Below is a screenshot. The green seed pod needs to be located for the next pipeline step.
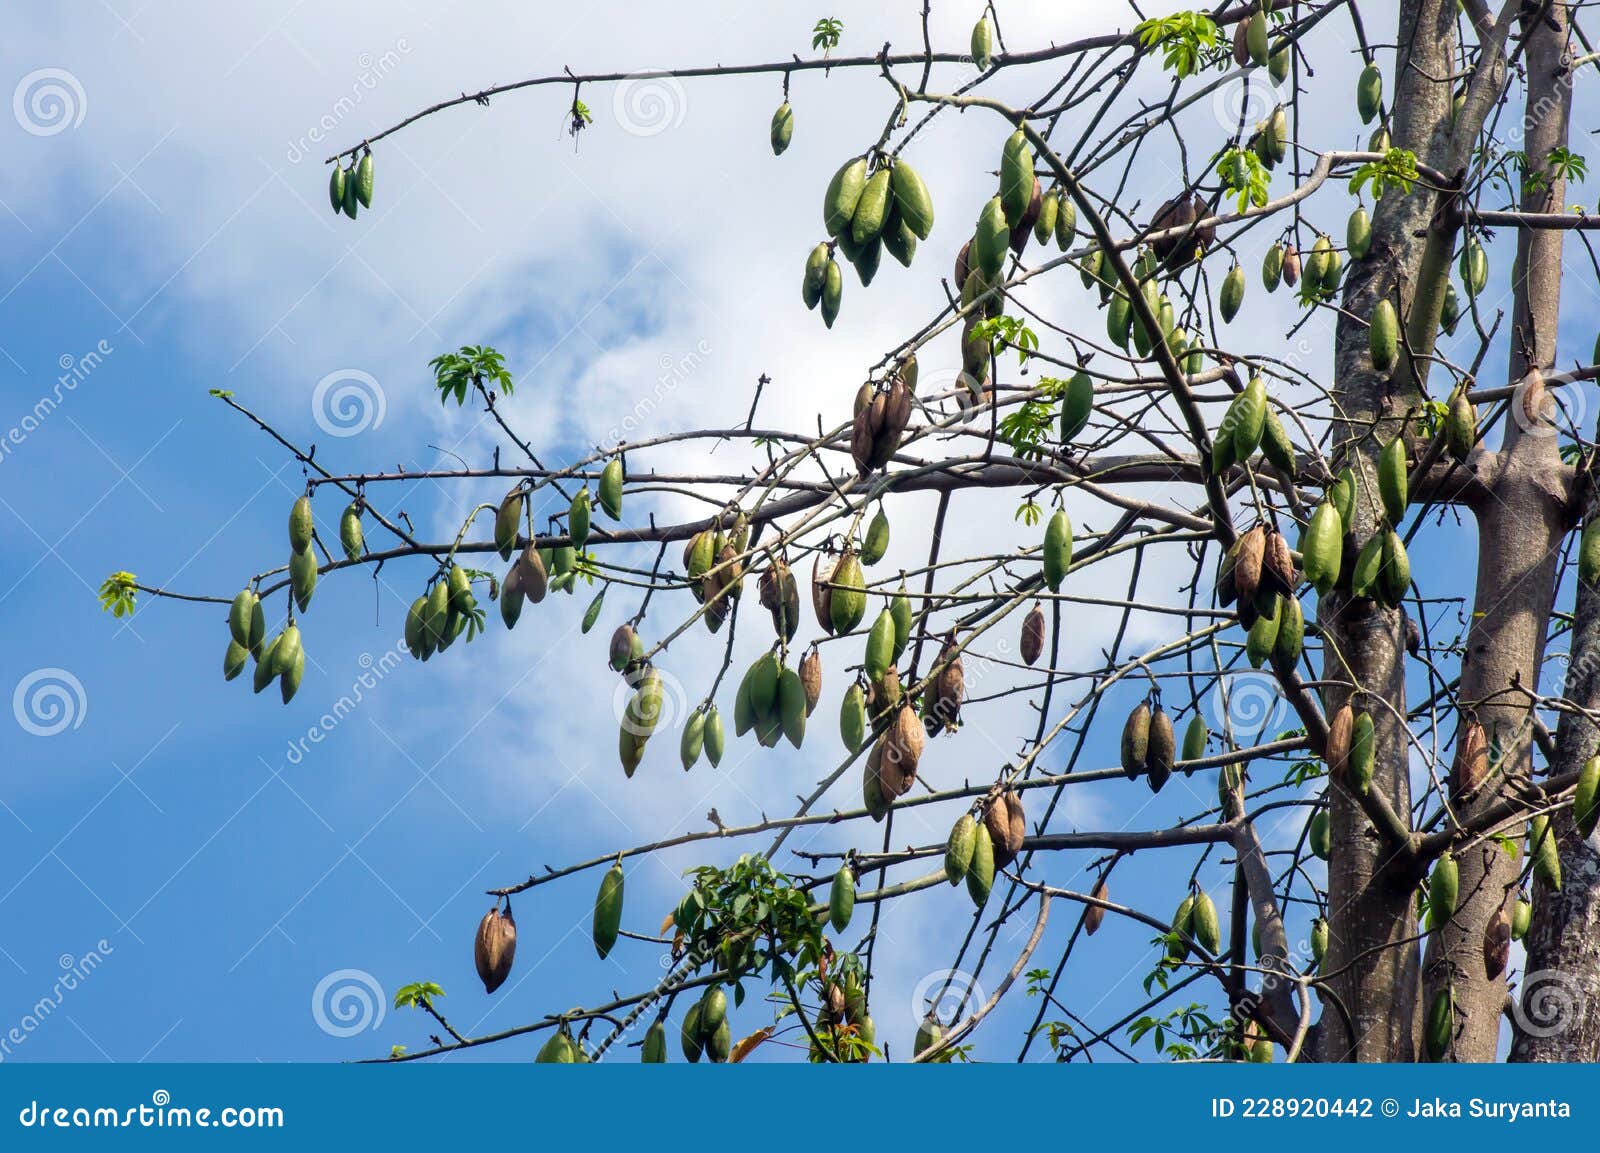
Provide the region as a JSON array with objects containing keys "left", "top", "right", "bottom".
[
  {"left": 680, "top": 708, "right": 706, "bottom": 771},
  {"left": 1191, "top": 891, "right": 1221, "bottom": 954},
  {"left": 536, "top": 1030, "right": 576, "bottom": 1063},
  {"left": 820, "top": 257, "right": 843, "bottom": 328},
  {"left": 1357, "top": 64, "right": 1383, "bottom": 124},
  {"left": 1347, "top": 206, "right": 1372, "bottom": 261},
  {"left": 970, "top": 15, "right": 993, "bottom": 71},
  {"left": 290, "top": 545, "right": 318, "bottom": 612},
  {"left": 289, "top": 495, "right": 313, "bottom": 553},
  {"left": 1425, "top": 986, "right": 1453, "bottom": 1061},
  {"left": 568, "top": 489, "right": 592, "bottom": 550},
  {"left": 1530, "top": 814, "right": 1562, "bottom": 891},
  {"left": 228, "top": 589, "right": 259, "bottom": 649},
  {"left": 865, "top": 610, "right": 896, "bottom": 682},
  {"left": 598, "top": 458, "right": 624, "bottom": 521},
  {"left": 1579, "top": 521, "right": 1600, "bottom": 587},
  {"left": 1273, "top": 595, "right": 1304, "bottom": 667},
  {"left": 778, "top": 665, "right": 807, "bottom": 749},
  {"left": 1055, "top": 190, "right": 1076, "bottom": 249},
  {"left": 280, "top": 647, "right": 305, "bottom": 703},
  {"left": 861, "top": 507, "right": 890, "bottom": 565},
  {"left": 965, "top": 820, "right": 995, "bottom": 907},
  {"left": 1379, "top": 435, "right": 1409, "bottom": 524},
  {"left": 1182, "top": 712, "right": 1208, "bottom": 763},
  {"left": 1511, "top": 896, "right": 1532, "bottom": 941},
  {"left": 1033, "top": 186, "right": 1059, "bottom": 246},
  {"left": 1245, "top": 11, "right": 1269, "bottom": 66},
  {"left": 1262, "top": 244, "right": 1284, "bottom": 292},
  {"left": 1168, "top": 895, "right": 1195, "bottom": 962},
  {"left": 770, "top": 101, "right": 793, "bottom": 155},
  {"left": 1575, "top": 754, "right": 1600, "bottom": 839},
  {"left": 1369, "top": 298, "right": 1399, "bottom": 371},
  {"left": 890, "top": 159, "right": 934, "bottom": 240},
  {"left": 1459, "top": 237, "right": 1488, "bottom": 296},
  {"left": 889, "top": 584, "right": 913, "bottom": 660},
  {"left": 354, "top": 152, "right": 374, "bottom": 209},
  {"left": 223, "top": 638, "right": 249, "bottom": 682},
  {"left": 828, "top": 551, "right": 868, "bottom": 634},
  {"left": 1042, "top": 509, "right": 1072, "bottom": 591},
  {"left": 1220, "top": 264, "right": 1246, "bottom": 323},
  {"left": 253, "top": 635, "right": 281, "bottom": 693},
  {"left": 1309, "top": 810, "right": 1331, "bottom": 859},
  {"left": 342, "top": 164, "right": 360, "bottom": 218},
  {"left": 823, "top": 156, "right": 869, "bottom": 237},
  {"left": 1059, "top": 370, "right": 1094, "bottom": 442},
  {"left": 1348, "top": 709, "right": 1375, "bottom": 794},
  {"left": 1430, "top": 850, "right": 1459, "bottom": 927},
  {"left": 592, "top": 862, "right": 625, "bottom": 959},
  {"left": 973, "top": 195, "right": 1009, "bottom": 279},
  {"left": 680, "top": 1003, "right": 704, "bottom": 1063},
  {"left": 829, "top": 865, "right": 855, "bottom": 932},
  {"left": 1246, "top": 598, "right": 1280, "bottom": 668},
  {"left": 840, "top": 683, "right": 867, "bottom": 753},
  {"left": 1311, "top": 917, "right": 1329, "bottom": 966},
  {"left": 328, "top": 163, "right": 346, "bottom": 214},
  {"left": 703, "top": 705, "right": 725, "bottom": 767},
  {"left": 642, "top": 1020, "right": 667, "bottom": 1063},
  {"left": 945, "top": 813, "right": 977, "bottom": 885},
  {"left": 850, "top": 166, "right": 892, "bottom": 247}
]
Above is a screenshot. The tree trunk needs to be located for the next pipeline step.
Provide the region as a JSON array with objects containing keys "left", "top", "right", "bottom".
[
  {"left": 1314, "top": 0, "right": 1459, "bottom": 1062},
  {"left": 1422, "top": 1, "right": 1572, "bottom": 1063}
]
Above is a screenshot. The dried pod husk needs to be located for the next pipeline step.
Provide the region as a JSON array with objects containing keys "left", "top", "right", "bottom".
[
  {"left": 875, "top": 704, "right": 924, "bottom": 798},
  {"left": 1020, "top": 603, "right": 1046, "bottom": 666},
  {"left": 759, "top": 558, "right": 802, "bottom": 642},
  {"left": 1325, "top": 703, "right": 1354, "bottom": 781},
  {"left": 1085, "top": 876, "right": 1109, "bottom": 935},
  {"left": 1146, "top": 705, "right": 1176, "bottom": 793},
  {"left": 1261, "top": 529, "right": 1298, "bottom": 597},
  {"left": 798, "top": 648, "right": 823, "bottom": 717},
  {"left": 1232, "top": 525, "right": 1266, "bottom": 607},
  {"left": 812, "top": 554, "right": 837, "bottom": 635},
  {"left": 865, "top": 378, "right": 912, "bottom": 470},
  {"left": 1214, "top": 539, "right": 1240, "bottom": 607},
  {"left": 1121, "top": 701, "right": 1151, "bottom": 778},
  {"left": 1483, "top": 902, "right": 1512, "bottom": 980},
  {"left": 850, "top": 401, "right": 877, "bottom": 476},
  {"left": 867, "top": 664, "right": 902, "bottom": 723},
  {"left": 928, "top": 634, "right": 965, "bottom": 733},
  {"left": 1451, "top": 717, "right": 1488, "bottom": 803},
  {"left": 1281, "top": 246, "right": 1301, "bottom": 287},
  {"left": 474, "top": 903, "right": 517, "bottom": 993},
  {"left": 1150, "top": 193, "right": 1213, "bottom": 268},
  {"left": 981, "top": 789, "right": 1026, "bottom": 869},
  {"left": 609, "top": 624, "right": 639, "bottom": 672}
]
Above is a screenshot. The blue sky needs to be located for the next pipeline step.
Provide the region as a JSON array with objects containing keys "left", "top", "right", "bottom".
[{"left": 0, "top": 2, "right": 1594, "bottom": 1064}]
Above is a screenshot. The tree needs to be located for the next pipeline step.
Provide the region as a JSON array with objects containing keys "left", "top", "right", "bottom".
[{"left": 108, "top": 1, "right": 1600, "bottom": 1062}]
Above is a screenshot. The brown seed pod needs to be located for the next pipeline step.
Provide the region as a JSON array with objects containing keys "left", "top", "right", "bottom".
[
  {"left": 812, "top": 554, "right": 836, "bottom": 635},
  {"left": 1451, "top": 716, "right": 1488, "bottom": 802},
  {"left": 759, "top": 557, "right": 802, "bottom": 641},
  {"left": 474, "top": 903, "right": 517, "bottom": 994},
  {"left": 929, "top": 633, "right": 965, "bottom": 733},
  {"left": 1231, "top": 18, "right": 1251, "bottom": 67},
  {"left": 1326, "top": 702, "right": 1354, "bottom": 780},
  {"left": 517, "top": 543, "right": 548, "bottom": 604},
  {"left": 1009, "top": 177, "right": 1043, "bottom": 253},
  {"left": 1085, "top": 876, "right": 1109, "bottom": 935},
  {"left": 1121, "top": 701, "right": 1151, "bottom": 777},
  {"left": 1281, "top": 247, "right": 1301, "bottom": 286},
  {"left": 1262, "top": 529, "right": 1298, "bottom": 597},
  {"left": 1020, "top": 603, "right": 1046, "bottom": 666},
  {"left": 851, "top": 403, "right": 877, "bottom": 477},
  {"left": 798, "top": 648, "right": 823, "bottom": 717},
  {"left": 984, "top": 789, "right": 1027, "bottom": 869},
  {"left": 875, "top": 704, "right": 924, "bottom": 798},
  {"left": 1404, "top": 612, "right": 1421, "bottom": 657},
  {"left": 1214, "top": 540, "right": 1240, "bottom": 608},
  {"left": 1483, "top": 902, "right": 1511, "bottom": 980},
  {"left": 953, "top": 238, "right": 972, "bottom": 289},
  {"left": 865, "top": 378, "right": 912, "bottom": 470},
  {"left": 868, "top": 664, "right": 902, "bottom": 721},
  {"left": 1150, "top": 193, "right": 1214, "bottom": 268},
  {"left": 1146, "top": 705, "right": 1176, "bottom": 793},
  {"left": 1232, "top": 525, "right": 1266, "bottom": 607}
]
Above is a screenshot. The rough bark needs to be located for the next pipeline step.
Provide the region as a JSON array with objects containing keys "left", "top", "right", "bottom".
[
  {"left": 1314, "top": 0, "right": 1459, "bottom": 1063},
  {"left": 1422, "top": 1, "right": 1573, "bottom": 1063}
]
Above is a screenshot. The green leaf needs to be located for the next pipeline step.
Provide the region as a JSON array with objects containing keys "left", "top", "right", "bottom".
[
  {"left": 393, "top": 980, "right": 446, "bottom": 1010},
  {"left": 98, "top": 571, "right": 138, "bottom": 618}
]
